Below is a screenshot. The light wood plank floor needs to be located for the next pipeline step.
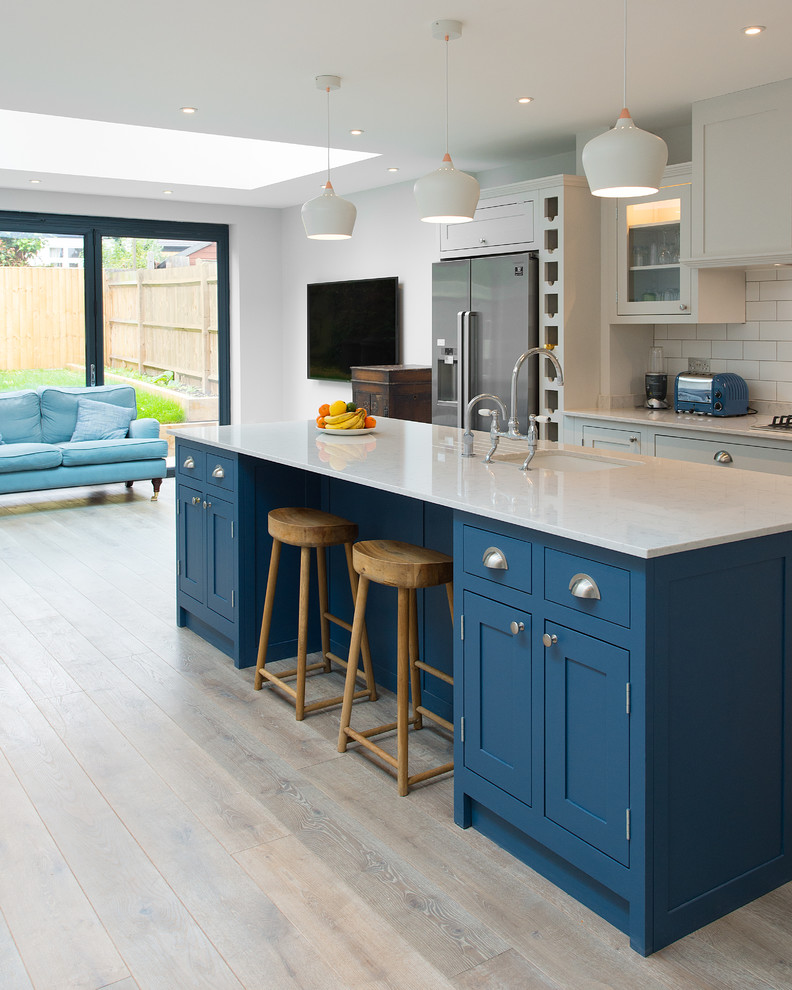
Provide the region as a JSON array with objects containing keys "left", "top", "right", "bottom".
[{"left": 1, "top": 480, "right": 791, "bottom": 990}]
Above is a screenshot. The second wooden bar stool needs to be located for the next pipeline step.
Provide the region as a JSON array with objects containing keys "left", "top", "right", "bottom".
[
  {"left": 254, "top": 507, "right": 377, "bottom": 720},
  {"left": 338, "top": 539, "right": 454, "bottom": 796}
]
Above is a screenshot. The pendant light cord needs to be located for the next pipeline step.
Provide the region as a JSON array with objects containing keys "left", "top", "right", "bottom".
[
  {"left": 325, "top": 85, "right": 331, "bottom": 183},
  {"left": 622, "top": 0, "right": 627, "bottom": 108},
  {"left": 444, "top": 34, "right": 450, "bottom": 156}
]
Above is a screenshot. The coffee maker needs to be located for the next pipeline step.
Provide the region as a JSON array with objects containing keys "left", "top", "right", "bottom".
[{"left": 644, "top": 346, "right": 668, "bottom": 408}]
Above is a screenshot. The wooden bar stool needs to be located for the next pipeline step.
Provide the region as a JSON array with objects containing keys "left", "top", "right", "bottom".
[
  {"left": 337, "top": 539, "right": 454, "bottom": 796},
  {"left": 254, "top": 507, "right": 377, "bottom": 720}
]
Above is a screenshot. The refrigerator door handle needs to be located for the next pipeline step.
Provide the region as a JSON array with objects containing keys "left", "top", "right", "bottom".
[{"left": 456, "top": 311, "right": 466, "bottom": 428}]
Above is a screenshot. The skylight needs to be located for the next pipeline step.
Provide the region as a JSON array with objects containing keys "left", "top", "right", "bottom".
[{"left": 0, "top": 109, "right": 379, "bottom": 189}]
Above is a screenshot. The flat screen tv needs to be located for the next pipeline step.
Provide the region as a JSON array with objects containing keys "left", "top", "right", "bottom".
[{"left": 307, "top": 276, "right": 399, "bottom": 382}]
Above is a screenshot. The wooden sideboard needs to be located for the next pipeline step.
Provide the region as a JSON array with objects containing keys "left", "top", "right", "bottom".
[{"left": 351, "top": 365, "right": 431, "bottom": 423}]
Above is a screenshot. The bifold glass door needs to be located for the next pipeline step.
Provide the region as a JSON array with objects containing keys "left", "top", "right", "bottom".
[{"left": 0, "top": 228, "right": 87, "bottom": 394}]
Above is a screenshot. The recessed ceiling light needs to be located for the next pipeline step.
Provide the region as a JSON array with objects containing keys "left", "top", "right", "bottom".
[
  {"left": 387, "top": 167, "right": 400, "bottom": 172},
  {"left": 179, "top": 106, "right": 197, "bottom": 114},
  {"left": 743, "top": 25, "right": 765, "bottom": 35},
  {"left": 28, "top": 178, "right": 42, "bottom": 184},
  {"left": 516, "top": 96, "right": 534, "bottom": 104},
  {"left": 349, "top": 129, "right": 363, "bottom": 136},
  {"left": 162, "top": 189, "right": 173, "bottom": 195}
]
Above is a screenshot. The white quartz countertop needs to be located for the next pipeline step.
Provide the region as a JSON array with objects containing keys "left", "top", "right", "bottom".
[
  {"left": 565, "top": 406, "right": 792, "bottom": 441},
  {"left": 172, "top": 418, "right": 792, "bottom": 559}
]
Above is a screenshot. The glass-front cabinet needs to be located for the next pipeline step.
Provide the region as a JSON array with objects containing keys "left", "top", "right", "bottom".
[{"left": 616, "top": 182, "right": 692, "bottom": 318}]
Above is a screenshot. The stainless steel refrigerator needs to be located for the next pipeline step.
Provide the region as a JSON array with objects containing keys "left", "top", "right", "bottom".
[{"left": 431, "top": 253, "right": 539, "bottom": 428}]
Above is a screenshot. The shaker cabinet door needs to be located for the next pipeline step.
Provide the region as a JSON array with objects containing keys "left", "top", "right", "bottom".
[
  {"left": 206, "top": 495, "right": 236, "bottom": 621},
  {"left": 178, "top": 483, "right": 206, "bottom": 605},
  {"left": 544, "top": 622, "right": 630, "bottom": 865},
  {"left": 463, "top": 592, "right": 534, "bottom": 807}
]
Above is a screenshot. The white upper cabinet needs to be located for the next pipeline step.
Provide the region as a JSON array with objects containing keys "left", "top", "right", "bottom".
[
  {"left": 604, "top": 164, "right": 745, "bottom": 324},
  {"left": 439, "top": 190, "right": 538, "bottom": 257},
  {"left": 691, "top": 77, "right": 792, "bottom": 267}
]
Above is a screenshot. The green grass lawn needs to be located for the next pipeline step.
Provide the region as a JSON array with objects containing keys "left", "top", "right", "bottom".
[{"left": 0, "top": 368, "right": 186, "bottom": 423}]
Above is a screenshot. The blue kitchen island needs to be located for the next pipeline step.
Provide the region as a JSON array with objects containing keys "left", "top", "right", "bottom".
[{"left": 172, "top": 417, "right": 792, "bottom": 955}]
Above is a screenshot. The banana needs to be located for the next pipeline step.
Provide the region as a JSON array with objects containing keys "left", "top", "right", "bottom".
[
  {"left": 324, "top": 410, "right": 358, "bottom": 426},
  {"left": 327, "top": 412, "right": 364, "bottom": 431}
]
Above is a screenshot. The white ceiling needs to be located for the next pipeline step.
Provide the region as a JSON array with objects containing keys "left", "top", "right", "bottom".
[{"left": 2, "top": 0, "right": 791, "bottom": 209}]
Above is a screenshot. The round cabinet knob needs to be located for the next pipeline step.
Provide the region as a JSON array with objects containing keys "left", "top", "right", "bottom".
[
  {"left": 183, "top": 456, "right": 195, "bottom": 469},
  {"left": 510, "top": 621, "right": 525, "bottom": 635},
  {"left": 629, "top": 435, "right": 639, "bottom": 443},
  {"left": 542, "top": 632, "right": 558, "bottom": 647},
  {"left": 203, "top": 501, "right": 212, "bottom": 510},
  {"left": 482, "top": 546, "right": 508, "bottom": 570},
  {"left": 568, "top": 573, "right": 601, "bottom": 600},
  {"left": 479, "top": 238, "right": 487, "bottom": 244},
  {"left": 192, "top": 496, "right": 201, "bottom": 505},
  {"left": 679, "top": 304, "right": 688, "bottom": 311},
  {"left": 714, "top": 450, "right": 733, "bottom": 464},
  {"left": 211, "top": 465, "right": 225, "bottom": 479}
]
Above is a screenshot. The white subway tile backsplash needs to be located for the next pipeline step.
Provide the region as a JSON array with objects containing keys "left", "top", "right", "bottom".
[
  {"left": 760, "top": 320, "right": 792, "bottom": 340},
  {"left": 760, "top": 361, "right": 792, "bottom": 382},
  {"left": 682, "top": 340, "right": 712, "bottom": 358},
  {"left": 699, "top": 323, "right": 727, "bottom": 339},
  {"left": 745, "top": 379, "right": 777, "bottom": 401},
  {"left": 776, "top": 382, "right": 792, "bottom": 402},
  {"left": 746, "top": 300, "right": 778, "bottom": 321},
  {"left": 668, "top": 324, "right": 698, "bottom": 340},
  {"left": 654, "top": 325, "right": 668, "bottom": 339},
  {"left": 659, "top": 339, "right": 682, "bottom": 358},
  {"left": 777, "top": 267, "right": 792, "bottom": 281},
  {"left": 778, "top": 301, "right": 792, "bottom": 320},
  {"left": 760, "top": 280, "right": 792, "bottom": 300},
  {"left": 746, "top": 268, "right": 779, "bottom": 281},
  {"left": 723, "top": 359, "right": 760, "bottom": 378},
  {"left": 711, "top": 340, "right": 743, "bottom": 359},
  {"left": 743, "top": 340, "right": 777, "bottom": 361},
  {"left": 776, "top": 341, "right": 792, "bottom": 361},
  {"left": 745, "top": 281, "right": 760, "bottom": 301},
  {"left": 666, "top": 358, "right": 688, "bottom": 377},
  {"left": 729, "top": 321, "right": 759, "bottom": 339}
]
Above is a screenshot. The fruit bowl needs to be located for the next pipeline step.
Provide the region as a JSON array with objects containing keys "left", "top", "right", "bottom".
[{"left": 316, "top": 426, "right": 376, "bottom": 436}]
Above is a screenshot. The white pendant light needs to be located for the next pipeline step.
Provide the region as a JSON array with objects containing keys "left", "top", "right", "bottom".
[
  {"left": 582, "top": 0, "right": 668, "bottom": 198},
  {"left": 302, "top": 75, "right": 357, "bottom": 240},
  {"left": 414, "top": 19, "right": 480, "bottom": 224}
]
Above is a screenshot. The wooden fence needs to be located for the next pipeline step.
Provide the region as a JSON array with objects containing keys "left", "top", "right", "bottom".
[
  {"left": 0, "top": 263, "right": 218, "bottom": 394},
  {"left": 0, "top": 267, "right": 85, "bottom": 371}
]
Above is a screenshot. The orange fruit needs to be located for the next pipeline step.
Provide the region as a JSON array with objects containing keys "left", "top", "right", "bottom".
[
  {"left": 318, "top": 403, "right": 330, "bottom": 417},
  {"left": 316, "top": 416, "right": 325, "bottom": 428},
  {"left": 364, "top": 416, "right": 376, "bottom": 428}
]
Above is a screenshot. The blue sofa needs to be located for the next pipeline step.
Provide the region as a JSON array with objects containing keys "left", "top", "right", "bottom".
[{"left": 0, "top": 384, "right": 168, "bottom": 499}]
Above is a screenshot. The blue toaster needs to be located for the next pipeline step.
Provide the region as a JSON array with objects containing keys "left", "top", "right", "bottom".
[{"left": 674, "top": 373, "right": 749, "bottom": 416}]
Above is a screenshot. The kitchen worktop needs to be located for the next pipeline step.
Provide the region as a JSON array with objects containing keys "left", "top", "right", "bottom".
[
  {"left": 565, "top": 405, "right": 792, "bottom": 440},
  {"left": 174, "top": 418, "right": 792, "bottom": 559}
]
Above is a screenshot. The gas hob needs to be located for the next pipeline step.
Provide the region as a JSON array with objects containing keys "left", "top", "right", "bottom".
[{"left": 751, "top": 415, "right": 792, "bottom": 431}]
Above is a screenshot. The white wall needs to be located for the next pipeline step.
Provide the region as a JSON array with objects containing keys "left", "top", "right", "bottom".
[
  {"left": 0, "top": 188, "right": 282, "bottom": 424},
  {"left": 280, "top": 179, "right": 439, "bottom": 418},
  {"left": 654, "top": 267, "right": 792, "bottom": 407}
]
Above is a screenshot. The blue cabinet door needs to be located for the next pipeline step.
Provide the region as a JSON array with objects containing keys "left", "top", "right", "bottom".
[
  {"left": 463, "top": 591, "right": 534, "bottom": 806},
  {"left": 206, "top": 494, "right": 236, "bottom": 622},
  {"left": 544, "top": 622, "right": 630, "bottom": 866},
  {"left": 178, "top": 483, "right": 206, "bottom": 605}
]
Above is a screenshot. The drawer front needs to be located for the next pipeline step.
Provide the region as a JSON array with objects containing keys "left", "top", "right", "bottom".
[
  {"left": 581, "top": 424, "right": 642, "bottom": 453},
  {"left": 354, "top": 388, "right": 386, "bottom": 417},
  {"left": 441, "top": 197, "right": 535, "bottom": 254},
  {"left": 544, "top": 549, "right": 630, "bottom": 628},
  {"left": 655, "top": 433, "right": 792, "bottom": 476},
  {"left": 177, "top": 443, "right": 205, "bottom": 483},
  {"left": 205, "top": 452, "right": 236, "bottom": 493},
  {"left": 463, "top": 524, "right": 532, "bottom": 594}
]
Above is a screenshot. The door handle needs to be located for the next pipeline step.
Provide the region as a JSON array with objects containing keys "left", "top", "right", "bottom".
[
  {"left": 569, "top": 573, "right": 601, "bottom": 600},
  {"left": 183, "top": 456, "right": 195, "bottom": 469},
  {"left": 482, "top": 546, "right": 508, "bottom": 570},
  {"left": 212, "top": 465, "right": 225, "bottom": 478},
  {"left": 714, "top": 450, "right": 733, "bottom": 464}
]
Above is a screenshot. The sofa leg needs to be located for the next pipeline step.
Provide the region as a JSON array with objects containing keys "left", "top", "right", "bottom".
[
  {"left": 151, "top": 478, "right": 162, "bottom": 501},
  {"left": 125, "top": 481, "right": 134, "bottom": 490}
]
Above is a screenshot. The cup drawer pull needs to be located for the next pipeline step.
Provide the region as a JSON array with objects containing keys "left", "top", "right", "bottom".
[
  {"left": 482, "top": 546, "right": 508, "bottom": 570},
  {"left": 569, "top": 572, "right": 601, "bottom": 600},
  {"left": 714, "top": 450, "right": 733, "bottom": 464},
  {"left": 212, "top": 465, "right": 225, "bottom": 479},
  {"left": 183, "top": 456, "right": 195, "bottom": 469}
]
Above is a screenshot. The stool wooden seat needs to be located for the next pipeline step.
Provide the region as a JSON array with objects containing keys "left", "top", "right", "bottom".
[
  {"left": 338, "top": 539, "right": 454, "bottom": 796},
  {"left": 254, "top": 507, "right": 377, "bottom": 720}
]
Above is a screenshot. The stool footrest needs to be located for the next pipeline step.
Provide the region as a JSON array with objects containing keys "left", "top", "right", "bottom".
[
  {"left": 343, "top": 728, "right": 399, "bottom": 770},
  {"left": 259, "top": 671, "right": 298, "bottom": 699},
  {"left": 260, "top": 661, "right": 327, "bottom": 684},
  {"left": 303, "top": 689, "right": 370, "bottom": 714},
  {"left": 413, "top": 659, "right": 453, "bottom": 686},
  {"left": 408, "top": 762, "right": 454, "bottom": 787},
  {"left": 323, "top": 611, "right": 353, "bottom": 634},
  {"left": 415, "top": 706, "right": 453, "bottom": 733}
]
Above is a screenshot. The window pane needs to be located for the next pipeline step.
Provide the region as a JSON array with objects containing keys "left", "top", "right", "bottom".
[
  {"left": 101, "top": 236, "right": 220, "bottom": 450},
  {"left": 0, "top": 229, "right": 87, "bottom": 394}
]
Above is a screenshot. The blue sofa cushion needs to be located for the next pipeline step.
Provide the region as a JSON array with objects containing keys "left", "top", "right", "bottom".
[
  {"left": 0, "top": 442, "right": 62, "bottom": 473},
  {"left": 39, "top": 385, "right": 137, "bottom": 443},
  {"left": 59, "top": 438, "right": 168, "bottom": 467},
  {"left": 0, "top": 390, "right": 42, "bottom": 443},
  {"left": 70, "top": 398, "right": 136, "bottom": 441}
]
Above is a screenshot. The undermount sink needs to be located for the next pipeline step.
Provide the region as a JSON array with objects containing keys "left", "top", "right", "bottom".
[{"left": 490, "top": 449, "right": 635, "bottom": 472}]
